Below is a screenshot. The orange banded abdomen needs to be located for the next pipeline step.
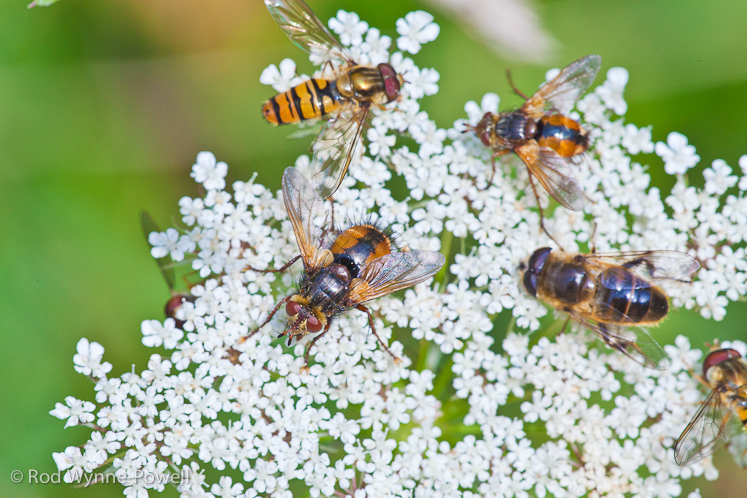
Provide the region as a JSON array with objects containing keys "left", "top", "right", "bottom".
[
  {"left": 537, "top": 114, "right": 589, "bottom": 158},
  {"left": 261, "top": 78, "right": 341, "bottom": 126},
  {"left": 331, "top": 225, "right": 392, "bottom": 277}
]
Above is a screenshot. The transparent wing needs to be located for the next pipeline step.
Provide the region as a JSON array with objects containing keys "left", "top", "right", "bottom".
[
  {"left": 140, "top": 210, "right": 176, "bottom": 291},
  {"left": 348, "top": 251, "right": 446, "bottom": 304},
  {"left": 516, "top": 142, "right": 585, "bottom": 211},
  {"left": 570, "top": 309, "right": 669, "bottom": 370},
  {"left": 282, "top": 166, "right": 326, "bottom": 268},
  {"left": 523, "top": 54, "right": 602, "bottom": 117},
  {"left": 674, "top": 388, "right": 734, "bottom": 466},
  {"left": 582, "top": 251, "right": 700, "bottom": 289},
  {"left": 311, "top": 105, "right": 369, "bottom": 199},
  {"left": 265, "top": 0, "right": 352, "bottom": 62}
]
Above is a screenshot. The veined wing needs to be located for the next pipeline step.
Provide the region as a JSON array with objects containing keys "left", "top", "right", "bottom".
[
  {"left": 311, "top": 104, "right": 369, "bottom": 199},
  {"left": 570, "top": 309, "right": 669, "bottom": 370},
  {"left": 674, "top": 388, "right": 735, "bottom": 466},
  {"left": 583, "top": 251, "right": 700, "bottom": 290},
  {"left": 522, "top": 54, "right": 602, "bottom": 118},
  {"left": 516, "top": 142, "right": 585, "bottom": 211},
  {"left": 265, "top": 0, "right": 352, "bottom": 63},
  {"left": 347, "top": 251, "right": 445, "bottom": 304},
  {"left": 281, "top": 166, "right": 327, "bottom": 269},
  {"left": 140, "top": 210, "right": 176, "bottom": 292}
]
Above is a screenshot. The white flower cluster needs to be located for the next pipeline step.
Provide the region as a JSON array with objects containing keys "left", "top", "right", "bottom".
[{"left": 51, "top": 9, "right": 747, "bottom": 498}]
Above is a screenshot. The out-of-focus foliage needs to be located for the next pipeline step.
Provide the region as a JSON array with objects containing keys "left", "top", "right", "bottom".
[{"left": 3, "top": 1, "right": 747, "bottom": 497}]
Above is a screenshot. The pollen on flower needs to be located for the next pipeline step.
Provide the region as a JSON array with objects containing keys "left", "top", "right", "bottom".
[{"left": 49, "top": 8, "right": 747, "bottom": 498}]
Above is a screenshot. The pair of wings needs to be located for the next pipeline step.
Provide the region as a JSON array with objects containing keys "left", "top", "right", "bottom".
[
  {"left": 674, "top": 359, "right": 747, "bottom": 466},
  {"left": 572, "top": 250, "right": 700, "bottom": 370},
  {"left": 512, "top": 54, "right": 602, "bottom": 211},
  {"left": 282, "top": 167, "right": 445, "bottom": 303},
  {"left": 266, "top": 0, "right": 374, "bottom": 199}
]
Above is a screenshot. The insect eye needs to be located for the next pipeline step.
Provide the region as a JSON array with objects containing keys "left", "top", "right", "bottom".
[
  {"left": 285, "top": 301, "right": 302, "bottom": 317},
  {"left": 306, "top": 316, "right": 323, "bottom": 333}
]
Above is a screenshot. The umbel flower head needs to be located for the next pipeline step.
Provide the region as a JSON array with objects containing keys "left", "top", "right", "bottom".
[{"left": 50, "top": 8, "right": 747, "bottom": 498}]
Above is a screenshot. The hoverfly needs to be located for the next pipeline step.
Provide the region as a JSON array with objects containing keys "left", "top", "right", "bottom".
[
  {"left": 240, "top": 167, "right": 445, "bottom": 364},
  {"left": 262, "top": 0, "right": 404, "bottom": 199},
  {"left": 519, "top": 247, "right": 699, "bottom": 369},
  {"left": 674, "top": 347, "right": 747, "bottom": 466},
  {"left": 470, "top": 55, "right": 601, "bottom": 239},
  {"left": 140, "top": 211, "right": 195, "bottom": 329}
]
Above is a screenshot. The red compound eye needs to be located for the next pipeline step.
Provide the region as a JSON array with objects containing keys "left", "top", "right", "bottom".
[
  {"left": 702, "top": 348, "right": 741, "bottom": 377},
  {"left": 306, "top": 315, "right": 323, "bottom": 333},
  {"left": 285, "top": 301, "right": 302, "bottom": 317}
]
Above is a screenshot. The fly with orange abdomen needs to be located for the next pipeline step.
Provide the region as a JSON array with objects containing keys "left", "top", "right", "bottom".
[
  {"left": 240, "top": 167, "right": 444, "bottom": 366},
  {"left": 469, "top": 55, "right": 601, "bottom": 242}
]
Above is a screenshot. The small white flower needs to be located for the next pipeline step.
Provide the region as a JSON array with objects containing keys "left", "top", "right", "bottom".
[
  {"left": 259, "top": 58, "right": 304, "bottom": 93},
  {"left": 655, "top": 131, "right": 700, "bottom": 175},
  {"left": 50, "top": 396, "right": 96, "bottom": 428},
  {"left": 396, "top": 11, "right": 440, "bottom": 54},
  {"left": 596, "top": 67, "right": 629, "bottom": 115},
  {"left": 328, "top": 10, "right": 368, "bottom": 47},
  {"left": 191, "top": 151, "right": 228, "bottom": 190},
  {"left": 141, "top": 319, "right": 184, "bottom": 349},
  {"left": 73, "top": 338, "right": 112, "bottom": 378}
]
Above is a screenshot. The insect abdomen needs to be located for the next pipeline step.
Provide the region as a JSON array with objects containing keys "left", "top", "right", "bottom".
[
  {"left": 261, "top": 78, "right": 341, "bottom": 125},
  {"left": 595, "top": 269, "right": 669, "bottom": 324},
  {"left": 537, "top": 115, "right": 588, "bottom": 157},
  {"left": 331, "top": 225, "right": 392, "bottom": 277},
  {"left": 537, "top": 260, "right": 594, "bottom": 306}
]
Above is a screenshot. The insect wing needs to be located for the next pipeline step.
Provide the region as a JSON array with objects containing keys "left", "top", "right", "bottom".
[
  {"left": 282, "top": 167, "right": 326, "bottom": 269},
  {"left": 312, "top": 105, "right": 369, "bottom": 199},
  {"left": 516, "top": 143, "right": 585, "bottom": 211},
  {"left": 348, "top": 251, "right": 445, "bottom": 304},
  {"left": 570, "top": 309, "right": 669, "bottom": 370},
  {"left": 674, "top": 388, "right": 734, "bottom": 466},
  {"left": 140, "top": 210, "right": 176, "bottom": 292},
  {"left": 265, "top": 0, "right": 352, "bottom": 63},
  {"left": 586, "top": 251, "right": 700, "bottom": 290},
  {"left": 522, "top": 54, "right": 602, "bottom": 118}
]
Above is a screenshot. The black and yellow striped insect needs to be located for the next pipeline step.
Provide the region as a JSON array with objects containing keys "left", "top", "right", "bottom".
[
  {"left": 675, "top": 347, "right": 747, "bottom": 466},
  {"left": 519, "top": 247, "right": 699, "bottom": 369},
  {"left": 240, "top": 167, "right": 444, "bottom": 365},
  {"left": 262, "top": 0, "right": 403, "bottom": 199}
]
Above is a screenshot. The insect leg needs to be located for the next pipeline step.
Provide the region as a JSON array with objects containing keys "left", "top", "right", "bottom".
[
  {"left": 527, "top": 172, "right": 562, "bottom": 248},
  {"left": 238, "top": 295, "right": 291, "bottom": 344},
  {"left": 506, "top": 68, "right": 530, "bottom": 100},
  {"left": 488, "top": 149, "right": 511, "bottom": 185},
  {"left": 244, "top": 254, "right": 301, "bottom": 274},
  {"left": 356, "top": 304, "right": 401, "bottom": 364},
  {"left": 303, "top": 321, "right": 332, "bottom": 369},
  {"left": 559, "top": 316, "right": 571, "bottom": 335},
  {"left": 321, "top": 198, "right": 336, "bottom": 240}
]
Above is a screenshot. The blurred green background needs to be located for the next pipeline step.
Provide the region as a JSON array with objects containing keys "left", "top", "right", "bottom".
[{"left": 2, "top": 0, "right": 746, "bottom": 496}]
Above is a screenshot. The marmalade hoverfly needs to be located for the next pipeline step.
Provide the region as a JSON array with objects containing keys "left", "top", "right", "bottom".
[
  {"left": 262, "top": 0, "right": 404, "bottom": 199},
  {"left": 674, "top": 347, "right": 747, "bottom": 466}
]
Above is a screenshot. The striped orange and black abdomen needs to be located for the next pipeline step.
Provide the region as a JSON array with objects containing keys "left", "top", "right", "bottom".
[
  {"left": 595, "top": 268, "right": 669, "bottom": 325},
  {"left": 331, "top": 225, "right": 392, "bottom": 277},
  {"left": 537, "top": 114, "right": 589, "bottom": 157},
  {"left": 261, "top": 78, "right": 341, "bottom": 126}
]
